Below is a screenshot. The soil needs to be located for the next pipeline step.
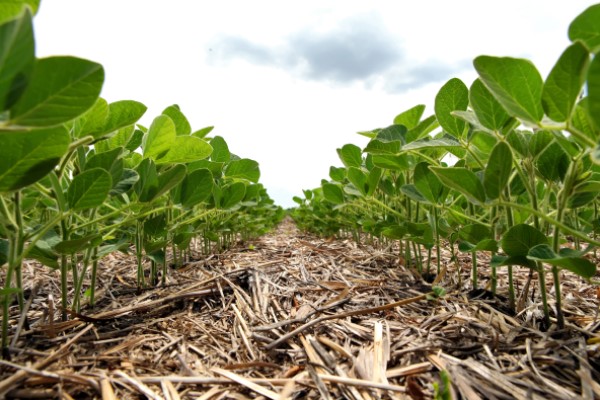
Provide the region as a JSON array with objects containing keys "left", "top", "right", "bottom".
[{"left": 0, "top": 217, "right": 599, "bottom": 399}]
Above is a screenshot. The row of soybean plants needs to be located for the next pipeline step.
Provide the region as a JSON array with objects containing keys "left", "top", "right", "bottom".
[
  {"left": 0, "top": 4, "right": 283, "bottom": 354},
  {"left": 292, "top": 4, "right": 600, "bottom": 329}
]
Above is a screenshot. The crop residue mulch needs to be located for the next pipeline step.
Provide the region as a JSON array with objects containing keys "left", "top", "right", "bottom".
[{"left": 1, "top": 217, "right": 599, "bottom": 399}]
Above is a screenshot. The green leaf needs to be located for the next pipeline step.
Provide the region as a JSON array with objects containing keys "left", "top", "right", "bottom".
[
  {"left": 490, "top": 254, "right": 536, "bottom": 269},
  {"left": 94, "top": 238, "right": 130, "bottom": 259},
  {"left": 135, "top": 159, "right": 187, "bottom": 203},
  {"left": 434, "top": 78, "right": 469, "bottom": 138},
  {"left": 322, "top": 182, "right": 344, "bottom": 204},
  {"left": 400, "top": 184, "right": 429, "bottom": 204},
  {"left": 363, "top": 139, "right": 401, "bottom": 155},
  {"left": 337, "top": 144, "right": 362, "bottom": 168},
  {"left": 347, "top": 167, "right": 368, "bottom": 196},
  {"left": 145, "top": 248, "right": 165, "bottom": 263},
  {"left": 192, "top": 126, "right": 214, "bottom": 138},
  {"left": 414, "top": 162, "right": 445, "bottom": 204},
  {"left": 458, "top": 224, "right": 497, "bottom": 251},
  {"left": 188, "top": 159, "right": 223, "bottom": 177},
  {"left": 144, "top": 214, "right": 167, "bottom": 237},
  {"left": 484, "top": 141, "right": 512, "bottom": 200},
  {"left": 469, "top": 79, "right": 510, "bottom": 131},
  {"left": 67, "top": 168, "right": 112, "bottom": 210},
  {"left": 221, "top": 181, "right": 246, "bottom": 209},
  {"left": 459, "top": 223, "right": 492, "bottom": 243},
  {"left": 501, "top": 224, "right": 547, "bottom": 257},
  {"left": 85, "top": 147, "right": 123, "bottom": 187},
  {"left": 144, "top": 115, "right": 212, "bottom": 164},
  {"left": 0, "top": 0, "right": 39, "bottom": 24},
  {"left": 79, "top": 100, "right": 146, "bottom": 140},
  {"left": 86, "top": 145, "right": 121, "bottom": 172},
  {"left": 134, "top": 158, "right": 158, "bottom": 201},
  {"left": 125, "top": 129, "right": 144, "bottom": 152},
  {"left": 210, "top": 136, "right": 230, "bottom": 162},
  {"left": 329, "top": 166, "right": 346, "bottom": 182},
  {"left": 376, "top": 124, "right": 407, "bottom": 143},
  {"left": 569, "top": 4, "right": 600, "bottom": 53},
  {"left": 0, "top": 8, "right": 34, "bottom": 111},
  {"left": 407, "top": 224, "right": 434, "bottom": 247},
  {"left": 430, "top": 167, "right": 486, "bottom": 205},
  {"left": 568, "top": 180, "right": 600, "bottom": 208},
  {"left": 535, "top": 141, "right": 570, "bottom": 182},
  {"left": 54, "top": 234, "right": 102, "bottom": 255},
  {"left": 402, "top": 137, "right": 462, "bottom": 151},
  {"left": 124, "top": 151, "right": 142, "bottom": 169},
  {"left": 371, "top": 154, "right": 410, "bottom": 170},
  {"left": 542, "top": 42, "right": 589, "bottom": 122},
  {"left": 110, "top": 168, "right": 138, "bottom": 196},
  {"left": 153, "top": 164, "right": 187, "bottom": 202},
  {"left": 76, "top": 98, "right": 108, "bottom": 137},
  {"left": 466, "top": 132, "right": 497, "bottom": 167},
  {"left": 26, "top": 229, "right": 60, "bottom": 268},
  {"left": 458, "top": 238, "right": 498, "bottom": 252},
  {"left": 224, "top": 158, "right": 260, "bottom": 182},
  {"left": 94, "top": 125, "right": 130, "bottom": 152},
  {"left": 173, "top": 226, "right": 194, "bottom": 248},
  {"left": 506, "top": 130, "right": 530, "bottom": 157},
  {"left": 451, "top": 110, "right": 491, "bottom": 133},
  {"left": 406, "top": 115, "right": 439, "bottom": 143},
  {"left": 587, "top": 54, "right": 600, "bottom": 130},
  {"left": 27, "top": 243, "right": 58, "bottom": 269},
  {"left": 162, "top": 104, "right": 191, "bottom": 136},
  {"left": 143, "top": 115, "right": 177, "bottom": 160},
  {"left": 382, "top": 225, "right": 408, "bottom": 240},
  {"left": 164, "top": 136, "right": 211, "bottom": 163},
  {"left": 594, "top": 142, "right": 600, "bottom": 165},
  {"left": 0, "top": 126, "right": 70, "bottom": 192},
  {"left": 393, "top": 104, "right": 425, "bottom": 129},
  {"left": 473, "top": 56, "right": 543, "bottom": 125},
  {"left": 179, "top": 168, "right": 214, "bottom": 208},
  {"left": 367, "top": 167, "right": 382, "bottom": 196},
  {"left": 357, "top": 130, "right": 377, "bottom": 139},
  {"left": 528, "top": 129, "right": 553, "bottom": 157},
  {"left": 97, "top": 100, "right": 146, "bottom": 137},
  {"left": 571, "top": 100, "right": 597, "bottom": 143},
  {"left": 9, "top": 56, "right": 104, "bottom": 127},
  {"left": 528, "top": 244, "right": 596, "bottom": 278},
  {"left": 558, "top": 245, "right": 595, "bottom": 258}
]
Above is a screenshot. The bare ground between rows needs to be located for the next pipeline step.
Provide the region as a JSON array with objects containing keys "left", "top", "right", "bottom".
[{"left": 0, "top": 217, "right": 599, "bottom": 399}]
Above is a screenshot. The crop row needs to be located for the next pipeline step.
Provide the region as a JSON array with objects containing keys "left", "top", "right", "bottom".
[
  {"left": 292, "top": 4, "right": 600, "bottom": 331},
  {"left": 0, "top": 3, "right": 283, "bottom": 356}
]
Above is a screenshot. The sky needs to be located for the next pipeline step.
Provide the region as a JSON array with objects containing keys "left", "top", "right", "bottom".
[{"left": 33, "top": 1, "right": 597, "bottom": 208}]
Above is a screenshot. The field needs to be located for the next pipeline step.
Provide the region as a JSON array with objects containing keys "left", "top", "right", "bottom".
[{"left": 0, "top": 217, "right": 597, "bottom": 399}]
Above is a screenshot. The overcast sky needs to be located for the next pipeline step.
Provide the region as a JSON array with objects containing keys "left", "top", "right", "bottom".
[{"left": 34, "top": 1, "right": 596, "bottom": 208}]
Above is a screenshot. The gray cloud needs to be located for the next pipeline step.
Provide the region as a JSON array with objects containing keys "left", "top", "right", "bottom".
[
  {"left": 385, "top": 60, "right": 473, "bottom": 92},
  {"left": 209, "top": 36, "right": 276, "bottom": 66},
  {"left": 209, "top": 15, "right": 471, "bottom": 92},
  {"left": 285, "top": 16, "right": 403, "bottom": 82},
  {"left": 210, "top": 13, "right": 403, "bottom": 84}
]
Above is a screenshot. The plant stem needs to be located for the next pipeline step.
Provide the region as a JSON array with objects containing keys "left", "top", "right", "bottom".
[
  {"left": 507, "top": 265, "right": 515, "bottom": 311},
  {"left": 135, "top": 221, "right": 145, "bottom": 289},
  {"left": 433, "top": 207, "right": 441, "bottom": 275},
  {"left": 1, "top": 192, "right": 25, "bottom": 356},
  {"left": 537, "top": 261, "right": 551, "bottom": 328},
  {"left": 13, "top": 192, "right": 25, "bottom": 311},
  {"left": 472, "top": 251, "right": 478, "bottom": 289},
  {"left": 90, "top": 247, "right": 98, "bottom": 308}
]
